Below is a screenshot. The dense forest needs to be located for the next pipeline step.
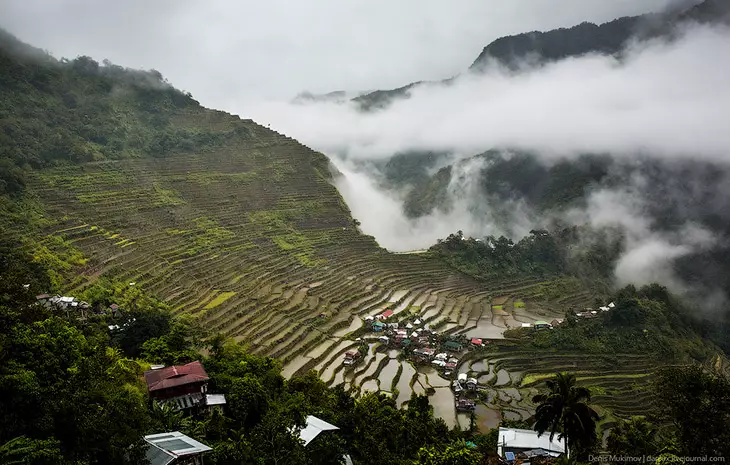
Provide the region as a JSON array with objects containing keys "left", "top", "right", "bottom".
[
  {"left": 2, "top": 246, "right": 729, "bottom": 464},
  {"left": 0, "top": 28, "right": 233, "bottom": 196}
]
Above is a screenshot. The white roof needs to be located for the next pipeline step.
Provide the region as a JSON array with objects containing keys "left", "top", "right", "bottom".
[
  {"left": 497, "top": 427, "right": 565, "bottom": 457},
  {"left": 144, "top": 431, "right": 212, "bottom": 465},
  {"left": 521, "top": 323, "right": 533, "bottom": 328},
  {"left": 206, "top": 394, "right": 227, "bottom": 406},
  {"left": 414, "top": 319, "right": 421, "bottom": 325},
  {"left": 458, "top": 373, "right": 467, "bottom": 382},
  {"left": 60, "top": 296, "right": 74, "bottom": 303},
  {"left": 608, "top": 302, "right": 615, "bottom": 308},
  {"left": 406, "top": 323, "right": 413, "bottom": 329},
  {"left": 298, "top": 415, "right": 339, "bottom": 447}
]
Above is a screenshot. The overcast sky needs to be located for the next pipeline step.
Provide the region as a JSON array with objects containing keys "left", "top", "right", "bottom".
[{"left": 1, "top": 0, "right": 678, "bottom": 110}]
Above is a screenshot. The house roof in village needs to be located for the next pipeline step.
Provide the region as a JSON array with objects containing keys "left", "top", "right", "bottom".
[
  {"left": 497, "top": 427, "right": 565, "bottom": 457},
  {"left": 380, "top": 309, "right": 393, "bottom": 318},
  {"left": 205, "top": 394, "right": 227, "bottom": 406},
  {"left": 144, "top": 361, "right": 209, "bottom": 392},
  {"left": 144, "top": 431, "right": 212, "bottom": 465},
  {"left": 298, "top": 415, "right": 339, "bottom": 447}
]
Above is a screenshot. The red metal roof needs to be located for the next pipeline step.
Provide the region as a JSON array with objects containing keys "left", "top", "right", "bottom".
[
  {"left": 381, "top": 309, "right": 394, "bottom": 318},
  {"left": 144, "top": 361, "right": 209, "bottom": 392},
  {"left": 471, "top": 338, "right": 482, "bottom": 345}
]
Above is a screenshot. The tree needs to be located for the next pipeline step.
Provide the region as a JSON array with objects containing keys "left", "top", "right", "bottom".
[
  {"left": 606, "top": 417, "right": 657, "bottom": 456},
  {"left": 416, "top": 440, "right": 481, "bottom": 465},
  {"left": 0, "top": 436, "right": 69, "bottom": 465},
  {"left": 150, "top": 401, "right": 191, "bottom": 433},
  {"left": 532, "top": 373, "right": 599, "bottom": 459},
  {"left": 654, "top": 366, "right": 730, "bottom": 457}
]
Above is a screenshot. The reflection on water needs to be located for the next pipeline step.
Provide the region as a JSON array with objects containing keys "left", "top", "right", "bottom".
[
  {"left": 475, "top": 404, "right": 501, "bottom": 431},
  {"left": 377, "top": 359, "right": 400, "bottom": 391},
  {"left": 494, "top": 369, "right": 511, "bottom": 386},
  {"left": 360, "top": 379, "right": 379, "bottom": 394},
  {"left": 429, "top": 387, "right": 457, "bottom": 429},
  {"left": 395, "top": 363, "right": 417, "bottom": 407}
]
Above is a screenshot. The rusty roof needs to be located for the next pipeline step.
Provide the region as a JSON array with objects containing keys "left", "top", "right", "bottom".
[{"left": 144, "top": 361, "right": 209, "bottom": 392}]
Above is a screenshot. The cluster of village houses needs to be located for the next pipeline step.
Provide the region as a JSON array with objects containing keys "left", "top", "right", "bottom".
[
  {"left": 345, "top": 308, "right": 488, "bottom": 412},
  {"left": 32, "top": 287, "right": 590, "bottom": 463}
]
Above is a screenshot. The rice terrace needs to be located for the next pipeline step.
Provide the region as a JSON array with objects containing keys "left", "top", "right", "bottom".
[{"left": 5, "top": 105, "right": 668, "bottom": 436}]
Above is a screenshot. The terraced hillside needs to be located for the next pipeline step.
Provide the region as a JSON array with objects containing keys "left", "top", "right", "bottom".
[
  {"left": 458, "top": 347, "right": 661, "bottom": 436},
  {"left": 12, "top": 107, "right": 586, "bottom": 368}
]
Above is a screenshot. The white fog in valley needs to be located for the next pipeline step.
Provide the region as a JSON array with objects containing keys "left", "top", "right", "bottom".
[
  {"left": 3, "top": 0, "right": 727, "bottom": 294},
  {"left": 247, "top": 24, "right": 730, "bottom": 295}
]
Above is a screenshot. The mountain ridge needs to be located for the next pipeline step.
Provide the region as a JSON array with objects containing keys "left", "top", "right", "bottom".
[{"left": 354, "top": 0, "right": 730, "bottom": 110}]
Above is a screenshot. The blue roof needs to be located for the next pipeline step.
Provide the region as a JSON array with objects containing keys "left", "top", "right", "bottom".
[{"left": 506, "top": 452, "right": 516, "bottom": 461}]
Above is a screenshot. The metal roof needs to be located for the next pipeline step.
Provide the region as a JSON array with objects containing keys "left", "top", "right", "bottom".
[
  {"left": 497, "top": 427, "right": 565, "bottom": 457},
  {"left": 144, "top": 361, "right": 209, "bottom": 392},
  {"left": 144, "top": 432, "right": 212, "bottom": 465},
  {"left": 206, "top": 394, "right": 227, "bottom": 406},
  {"left": 298, "top": 415, "right": 339, "bottom": 447}
]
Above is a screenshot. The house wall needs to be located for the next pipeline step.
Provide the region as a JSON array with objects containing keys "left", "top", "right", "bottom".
[{"left": 151, "top": 381, "right": 207, "bottom": 400}]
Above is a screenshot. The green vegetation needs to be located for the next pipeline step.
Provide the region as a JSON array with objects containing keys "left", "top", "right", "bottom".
[
  {"left": 204, "top": 291, "right": 237, "bottom": 310},
  {"left": 0, "top": 250, "right": 493, "bottom": 464},
  {"left": 428, "top": 230, "right": 570, "bottom": 281},
  {"left": 529, "top": 285, "right": 713, "bottom": 360},
  {"left": 531, "top": 369, "right": 730, "bottom": 460},
  {"left": 532, "top": 373, "right": 599, "bottom": 460}
]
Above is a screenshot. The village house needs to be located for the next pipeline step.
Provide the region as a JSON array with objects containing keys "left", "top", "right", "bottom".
[
  {"left": 412, "top": 347, "right": 436, "bottom": 362},
  {"left": 534, "top": 321, "right": 552, "bottom": 330},
  {"left": 443, "top": 341, "right": 463, "bottom": 352},
  {"left": 343, "top": 350, "right": 361, "bottom": 366},
  {"left": 455, "top": 398, "right": 476, "bottom": 411},
  {"left": 143, "top": 431, "right": 212, "bottom": 465},
  {"left": 144, "top": 361, "right": 226, "bottom": 411},
  {"left": 497, "top": 427, "right": 565, "bottom": 459},
  {"left": 372, "top": 321, "right": 385, "bottom": 332},
  {"left": 377, "top": 309, "right": 394, "bottom": 320},
  {"left": 295, "top": 416, "right": 353, "bottom": 464}
]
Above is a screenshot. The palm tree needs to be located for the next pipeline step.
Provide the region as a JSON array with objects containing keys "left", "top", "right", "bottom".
[{"left": 532, "top": 372, "right": 599, "bottom": 457}]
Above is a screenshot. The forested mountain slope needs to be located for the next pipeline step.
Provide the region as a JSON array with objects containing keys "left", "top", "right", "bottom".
[
  {"left": 0, "top": 29, "right": 586, "bottom": 371},
  {"left": 354, "top": 0, "right": 730, "bottom": 110}
]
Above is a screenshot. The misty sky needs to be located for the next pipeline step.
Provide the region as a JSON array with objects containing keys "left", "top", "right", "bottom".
[{"left": 1, "top": 0, "right": 678, "bottom": 109}]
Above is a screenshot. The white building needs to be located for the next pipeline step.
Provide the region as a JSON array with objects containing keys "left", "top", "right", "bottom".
[{"left": 497, "top": 427, "right": 566, "bottom": 458}]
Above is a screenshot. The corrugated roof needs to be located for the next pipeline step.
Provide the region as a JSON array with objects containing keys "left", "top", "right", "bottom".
[
  {"left": 144, "top": 432, "right": 212, "bottom": 465},
  {"left": 497, "top": 427, "right": 565, "bottom": 457},
  {"left": 144, "top": 361, "right": 209, "bottom": 392},
  {"left": 298, "top": 415, "right": 339, "bottom": 447},
  {"left": 206, "top": 394, "right": 227, "bottom": 406}
]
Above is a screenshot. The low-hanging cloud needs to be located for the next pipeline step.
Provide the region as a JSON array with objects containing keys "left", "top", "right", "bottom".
[
  {"left": 250, "top": 22, "right": 730, "bottom": 297},
  {"left": 250, "top": 24, "right": 730, "bottom": 161}
]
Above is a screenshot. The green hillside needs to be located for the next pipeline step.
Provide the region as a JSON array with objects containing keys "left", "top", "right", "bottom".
[
  {"left": 0, "top": 29, "right": 588, "bottom": 371},
  {"left": 2, "top": 25, "right": 727, "bottom": 456}
]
